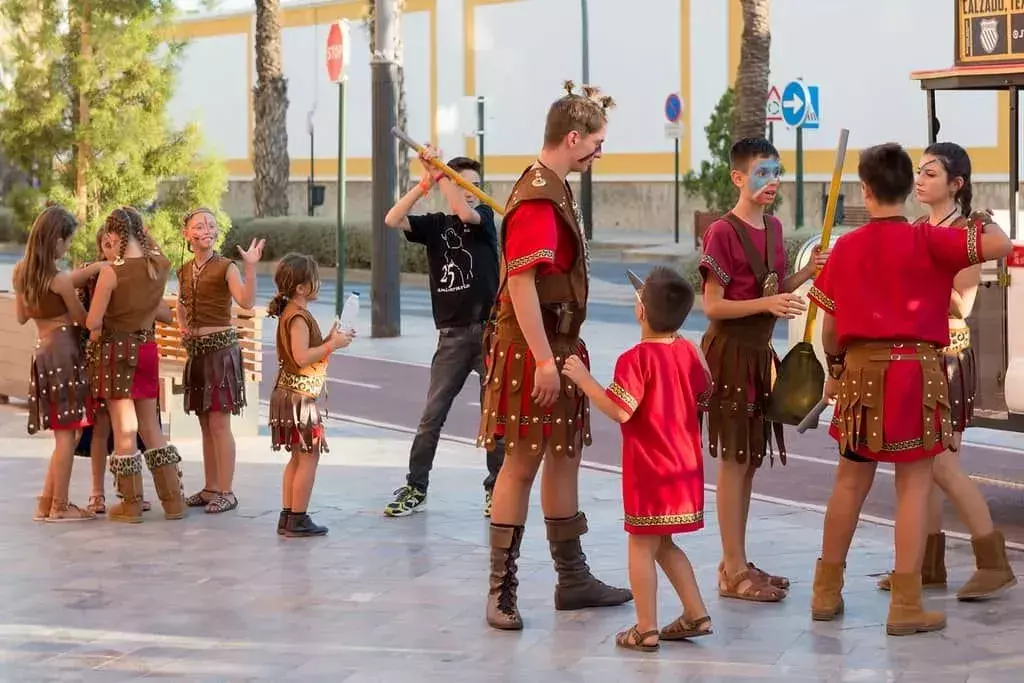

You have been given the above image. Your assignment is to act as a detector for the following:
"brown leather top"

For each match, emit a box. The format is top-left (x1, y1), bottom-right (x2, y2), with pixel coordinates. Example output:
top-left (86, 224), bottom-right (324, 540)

top-left (276, 307), bottom-right (327, 377)
top-left (103, 254), bottom-right (172, 332)
top-left (178, 255), bottom-right (233, 328)
top-left (491, 164), bottom-right (589, 339)
top-left (24, 288), bottom-right (68, 320)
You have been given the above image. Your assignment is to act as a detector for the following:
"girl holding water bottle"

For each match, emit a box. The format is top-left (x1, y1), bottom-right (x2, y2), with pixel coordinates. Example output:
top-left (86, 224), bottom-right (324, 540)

top-left (267, 253), bottom-right (353, 537)
top-left (177, 208), bottom-right (265, 514)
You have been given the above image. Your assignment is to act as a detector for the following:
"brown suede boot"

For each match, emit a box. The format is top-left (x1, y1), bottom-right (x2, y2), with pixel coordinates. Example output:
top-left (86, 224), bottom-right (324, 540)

top-left (957, 530), bottom-right (1018, 601)
top-left (487, 524), bottom-right (524, 630)
top-left (107, 454), bottom-right (144, 524)
top-left (886, 572), bottom-right (946, 636)
top-left (810, 559), bottom-right (845, 621)
top-left (546, 512), bottom-right (633, 611)
top-left (877, 532), bottom-right (947, 591)
top-left (144, 445), bottom-right (186, 520)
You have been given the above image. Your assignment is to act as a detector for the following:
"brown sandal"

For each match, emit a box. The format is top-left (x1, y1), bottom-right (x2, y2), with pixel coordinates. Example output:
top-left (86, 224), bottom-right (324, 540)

top-left (718, 567), bottom-right (787, 602)
top-left (747, 562), bottom-right (790, 590)
top-left (615, 625), bottom-right (660, 652)
top-left (660, 614), bottom-right (713, 641)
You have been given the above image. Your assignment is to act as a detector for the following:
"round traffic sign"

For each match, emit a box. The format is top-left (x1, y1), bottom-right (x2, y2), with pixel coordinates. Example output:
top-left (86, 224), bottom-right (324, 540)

top-left (782, 80), bottom-right (810, 128)
top-left (326, 21), bottom-right (348, 83)
top-left (664, 93), bottom-right (683, 123)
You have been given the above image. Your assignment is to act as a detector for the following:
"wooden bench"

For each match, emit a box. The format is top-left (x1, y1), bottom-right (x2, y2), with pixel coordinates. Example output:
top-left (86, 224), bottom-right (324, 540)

top-left (841, 204), bottom-right (871, 226)
top-left (0, 293), bottom-right (265, 440)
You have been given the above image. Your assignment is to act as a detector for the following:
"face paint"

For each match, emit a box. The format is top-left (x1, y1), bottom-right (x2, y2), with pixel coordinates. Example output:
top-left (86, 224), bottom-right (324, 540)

top-left (749, 160), bottom-right (782, 193)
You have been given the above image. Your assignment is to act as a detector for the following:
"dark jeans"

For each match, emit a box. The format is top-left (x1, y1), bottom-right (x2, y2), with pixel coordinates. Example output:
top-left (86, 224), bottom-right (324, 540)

top-left (407, 322), bottom-right (505, 493)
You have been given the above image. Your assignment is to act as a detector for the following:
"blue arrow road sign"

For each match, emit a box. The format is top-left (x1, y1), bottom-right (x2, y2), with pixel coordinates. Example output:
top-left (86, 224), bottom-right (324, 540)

top-left (665, 93), bottom-right (682, 123)
top-left (782, 81), bottom-right (820, 129)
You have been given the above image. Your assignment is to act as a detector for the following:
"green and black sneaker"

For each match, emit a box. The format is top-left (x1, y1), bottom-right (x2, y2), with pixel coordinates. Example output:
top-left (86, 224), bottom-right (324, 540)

top-left (384, 485), bottom-right (427, 517)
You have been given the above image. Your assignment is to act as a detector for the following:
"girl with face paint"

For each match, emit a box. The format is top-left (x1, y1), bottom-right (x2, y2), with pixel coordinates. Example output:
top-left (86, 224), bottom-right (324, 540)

top-left (697, 138), bottom-right (828, 604)
top-left (870, 142), bottom-right (1016, 601)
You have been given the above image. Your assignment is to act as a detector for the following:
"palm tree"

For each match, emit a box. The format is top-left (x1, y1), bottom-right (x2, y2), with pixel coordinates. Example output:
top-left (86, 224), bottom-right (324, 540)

top-left (253, 0), bottom-right (290, 217)
top-left (733, 0), bottom-right (771, 141)
top-left (365, 0), bottom-right (409, 192)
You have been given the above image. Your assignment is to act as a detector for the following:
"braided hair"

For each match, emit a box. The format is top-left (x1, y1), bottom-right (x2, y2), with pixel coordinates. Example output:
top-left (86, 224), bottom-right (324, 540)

top-left (103, 206), bottom-right (162, 279)
top-left (924, 142), bottom-right (973, 218)
top-left (267, 253), bottom-right (321, 318)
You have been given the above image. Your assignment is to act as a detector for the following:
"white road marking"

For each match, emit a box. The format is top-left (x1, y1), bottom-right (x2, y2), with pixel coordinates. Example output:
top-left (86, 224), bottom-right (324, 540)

top-left (326, 377), bottom-right (381, 390)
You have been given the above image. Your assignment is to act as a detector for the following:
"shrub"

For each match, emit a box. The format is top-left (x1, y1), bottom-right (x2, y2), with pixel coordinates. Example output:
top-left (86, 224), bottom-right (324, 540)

top-left (222, 216), bottom-right (429, 273)
top-left (0, 207), bottom-right (20, 244)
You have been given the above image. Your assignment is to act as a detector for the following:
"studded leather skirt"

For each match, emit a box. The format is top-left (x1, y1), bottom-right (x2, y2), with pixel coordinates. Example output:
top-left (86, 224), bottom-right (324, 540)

top-left (182, 329), bottom-right (246, 415)
top-left (269, 370), bottom-right (328, 454)
top-left (943, 327), bottom-right (976, 434)
top-left (28, 325), bottom-right (93, 434)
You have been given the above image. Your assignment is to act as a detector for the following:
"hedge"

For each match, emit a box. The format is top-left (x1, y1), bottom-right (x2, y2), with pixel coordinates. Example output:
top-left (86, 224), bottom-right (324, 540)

top-left (679, 233), bottom-right (815, 292)
top-left (0, 207), bottom-right (21, 244)
top-left (222, 216), bottom-right (429, 273)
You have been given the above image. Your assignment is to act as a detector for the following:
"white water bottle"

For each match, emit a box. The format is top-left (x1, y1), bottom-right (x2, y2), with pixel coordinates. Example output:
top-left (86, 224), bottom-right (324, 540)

top-left (338, 292), bottom-right (360, 333)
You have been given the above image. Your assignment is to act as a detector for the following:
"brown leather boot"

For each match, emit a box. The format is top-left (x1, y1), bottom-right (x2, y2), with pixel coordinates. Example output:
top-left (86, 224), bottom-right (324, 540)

top-left (886, 572), bottom-right (946, 636)
top-left (957, 530), bottom-right (1018, 601)
top-left (144, 445), bottom-right (186, 520)
top-left (810, 559), bottom-right (845, 621)
top-left (546, 512), bottom-right (633, 611)
top-left (877, 532), bottom-right (947, 591)
top-left (487, 524), bottom-right (524, 630)
top-left (108, 454), bottom-right (144, 524)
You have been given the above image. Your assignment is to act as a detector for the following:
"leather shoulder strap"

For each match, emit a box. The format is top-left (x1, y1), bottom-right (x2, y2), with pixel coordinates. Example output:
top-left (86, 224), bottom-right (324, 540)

top-left (722, 212), bottom-right (768, 280)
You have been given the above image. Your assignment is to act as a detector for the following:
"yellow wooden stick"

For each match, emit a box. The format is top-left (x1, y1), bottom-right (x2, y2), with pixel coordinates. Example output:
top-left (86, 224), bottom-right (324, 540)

top-left (391, 127), bottom-right (506, 216)
top-left (802, 128), bottom-right (850, 343)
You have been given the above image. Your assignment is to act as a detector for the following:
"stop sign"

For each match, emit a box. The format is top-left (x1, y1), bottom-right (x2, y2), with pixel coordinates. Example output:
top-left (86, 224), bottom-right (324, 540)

top-left (326, 21), bottom-right (349, 83)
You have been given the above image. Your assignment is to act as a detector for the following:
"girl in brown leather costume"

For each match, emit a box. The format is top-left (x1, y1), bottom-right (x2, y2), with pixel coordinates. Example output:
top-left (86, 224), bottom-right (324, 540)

top-left (86, 206), bottom-right (187, 523)
top-left (267, 254), bottom-right (351, 537)
top-left (177, 207), bottom-right (264, 514)
top-left (15, 205), bottom-right (106, 521)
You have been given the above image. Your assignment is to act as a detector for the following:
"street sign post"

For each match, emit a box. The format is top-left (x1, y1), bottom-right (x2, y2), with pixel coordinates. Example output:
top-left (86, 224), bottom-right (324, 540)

top-left (765, 84), bottom-right (782, 143)
top-left (782, 79), bottom-right (821, 229)
top-left (327, 20), bottom-right (350, 317)
top-left (665, 93), bottom-right (683, 244)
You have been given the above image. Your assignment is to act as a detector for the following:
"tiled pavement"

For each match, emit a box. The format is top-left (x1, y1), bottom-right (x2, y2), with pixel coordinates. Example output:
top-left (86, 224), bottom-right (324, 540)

top-left (0, 405), bottom-right (1022, 682)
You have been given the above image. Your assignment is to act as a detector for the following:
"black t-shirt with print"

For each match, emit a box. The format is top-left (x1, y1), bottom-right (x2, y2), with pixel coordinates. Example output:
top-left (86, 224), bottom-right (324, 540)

top-left (405, 205), bottom-right (499, 329)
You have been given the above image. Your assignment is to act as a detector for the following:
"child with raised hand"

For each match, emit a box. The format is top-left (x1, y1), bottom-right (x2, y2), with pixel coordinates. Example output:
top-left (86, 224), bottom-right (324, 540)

top-left (562, 266), bottom-right (713, 652)
top-left (267, 253), bottom-right (353, 537)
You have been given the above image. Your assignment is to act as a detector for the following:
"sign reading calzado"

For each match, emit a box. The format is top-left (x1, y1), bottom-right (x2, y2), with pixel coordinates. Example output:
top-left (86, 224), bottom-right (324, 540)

top-left (956, 1), bottom-right (1024, 65)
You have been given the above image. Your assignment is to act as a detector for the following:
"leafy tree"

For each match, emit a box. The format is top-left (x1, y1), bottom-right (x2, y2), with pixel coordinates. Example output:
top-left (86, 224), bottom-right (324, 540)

top-left (0, 0), bottom-right (227, 266)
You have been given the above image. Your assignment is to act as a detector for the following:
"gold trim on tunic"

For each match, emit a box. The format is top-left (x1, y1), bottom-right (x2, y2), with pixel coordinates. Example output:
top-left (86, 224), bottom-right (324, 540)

top-left (625, 511), bottom-right (704, 527)
top-left (276, 370), bottom-right (325, 397)
top-left (608, 382), bottom-right (638, 412)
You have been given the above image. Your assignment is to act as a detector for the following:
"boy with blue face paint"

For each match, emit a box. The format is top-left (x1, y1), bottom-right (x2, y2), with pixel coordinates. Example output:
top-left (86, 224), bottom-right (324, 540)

top-left (698, 138), bottom-right (828, 603)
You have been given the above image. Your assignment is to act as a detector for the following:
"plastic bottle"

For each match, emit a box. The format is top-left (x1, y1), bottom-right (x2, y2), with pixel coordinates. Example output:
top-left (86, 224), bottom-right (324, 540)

top-left (338, 291), bottom-right (360, 333)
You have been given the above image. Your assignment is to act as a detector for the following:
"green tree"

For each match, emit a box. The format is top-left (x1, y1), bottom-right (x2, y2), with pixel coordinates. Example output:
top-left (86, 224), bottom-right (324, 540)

top-left (0, 0), bottom-right (227, 266)
top-left (682, 89), bottom-right (738, 214)
top-left (733, 0), bottom-right (771, 140)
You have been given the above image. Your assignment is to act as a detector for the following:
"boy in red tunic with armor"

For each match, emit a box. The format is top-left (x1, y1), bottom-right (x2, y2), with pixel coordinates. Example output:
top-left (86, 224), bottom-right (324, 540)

top-left (563, 267), bottom-right (713, 652)
top-left (478, 82), bottom-right (632, 631)
top-left (807, 143), bottom-right (1011, 635)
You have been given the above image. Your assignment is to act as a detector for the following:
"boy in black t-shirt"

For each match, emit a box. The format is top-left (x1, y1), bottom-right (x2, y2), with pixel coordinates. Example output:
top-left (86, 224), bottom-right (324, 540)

top-left (383, 149), bottom-right (504, 517)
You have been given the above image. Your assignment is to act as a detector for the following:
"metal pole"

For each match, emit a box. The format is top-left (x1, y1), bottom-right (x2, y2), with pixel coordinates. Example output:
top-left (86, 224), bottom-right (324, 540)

top-left (768, 121), bottom-right (774, 145)
top-left (795, 126), bottom-right (804, 229)
top-left (335, 79), bottom-right (347, 318)
top-left (370, 0), bottom-right (401, 337)
top-left (926, 89), bottom-right (938, 143)
top-left (1010, 86), bottom-right (1019, 242)
top-left (579, 0), bottom-right (593, 240)
top-left (673, 138), bottom-right (679, 244)
top-left (477, 96), bottom-right (485, 182)
top-left (308, 123), bottom-right (315, 217)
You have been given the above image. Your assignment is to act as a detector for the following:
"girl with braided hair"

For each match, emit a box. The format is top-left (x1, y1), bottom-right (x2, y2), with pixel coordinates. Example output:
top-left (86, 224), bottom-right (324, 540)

top-left (176, 207), bottom-right (264, 514)
top-left (267, 253), bottom-right (352, 537)
top-left (86, 206), bottom-right (186, 523)
top-left (14, 205), bottom-right (107, 521)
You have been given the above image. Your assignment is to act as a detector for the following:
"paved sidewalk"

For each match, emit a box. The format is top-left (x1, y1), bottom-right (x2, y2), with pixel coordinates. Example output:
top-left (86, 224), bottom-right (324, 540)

top-left (0, 402), bottom-right (1021, 681)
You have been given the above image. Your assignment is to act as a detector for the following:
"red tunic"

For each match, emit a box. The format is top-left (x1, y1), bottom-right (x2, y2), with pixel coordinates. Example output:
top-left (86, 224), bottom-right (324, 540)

top-left (699, 214), bottom-right (787, 299)
top-left (493, 200), bottom-right (585, 440)
top-left (606, 339), bottom-right (709, 535)
top-left (808, 218), bottom-right (983, 462)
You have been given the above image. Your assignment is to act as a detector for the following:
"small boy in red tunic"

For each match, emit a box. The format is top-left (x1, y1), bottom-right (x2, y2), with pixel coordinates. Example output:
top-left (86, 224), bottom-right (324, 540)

top-left (563, 267), bottom-right (713, 653)
top-left (807, 142), bottom-right (1012, 636)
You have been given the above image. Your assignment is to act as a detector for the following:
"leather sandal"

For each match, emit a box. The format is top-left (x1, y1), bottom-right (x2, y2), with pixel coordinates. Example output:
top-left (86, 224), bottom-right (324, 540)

top-left (747, 562), bottom-right (790, 590)
top-left (615, 625), bottom-right (660, 652)
top-left (205, 492), bottom-right (238, 514)
top-left (185, 488), bottom-right (217, 507)
top-left (660, 614), bottom-right (713, 641)
top-left (87, 495), bottom-right (106, 514)
top-left (719, 567), bottom-right (787, 602)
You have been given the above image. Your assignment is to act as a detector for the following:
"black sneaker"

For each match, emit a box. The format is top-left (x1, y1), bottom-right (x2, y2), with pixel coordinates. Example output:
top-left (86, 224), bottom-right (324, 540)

top-left (384, 485), bottom-right (427, 517)
top-left (277, 509), bottom-right (290, 535)
top-left (283, 512), bottom-right (328, 537)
